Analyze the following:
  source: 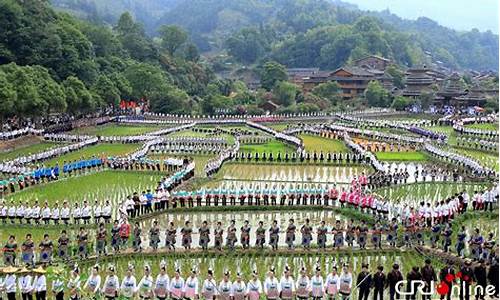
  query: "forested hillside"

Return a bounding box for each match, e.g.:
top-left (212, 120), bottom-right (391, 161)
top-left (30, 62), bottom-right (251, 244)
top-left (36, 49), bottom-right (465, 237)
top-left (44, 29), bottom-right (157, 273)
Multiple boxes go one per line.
top-left (51, 0), bottom-right (499, 71)
top-left (0, 0), bottom-right (215, 119)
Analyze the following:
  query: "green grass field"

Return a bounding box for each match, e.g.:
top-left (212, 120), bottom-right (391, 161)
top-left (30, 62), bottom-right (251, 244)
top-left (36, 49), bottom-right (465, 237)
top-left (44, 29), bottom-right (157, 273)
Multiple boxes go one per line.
top-left (0, 141), bottom-right (63, 162)
top-left (239, 139), bottom-right (295, 154)
top-left (375, 151), bottom-right (429, 161)
top-left (70, 124), bottom-right (164, 136)
top-left (465, 122), bottom-right (499, 131)
top-left (6, 170), bottom-right (163, 207)
top-left (40, 143), bottom-right (140, 166)
top-left (266, 123), bottom-right (290, 132)
top-left (299, 134), bottom-right (350, 153)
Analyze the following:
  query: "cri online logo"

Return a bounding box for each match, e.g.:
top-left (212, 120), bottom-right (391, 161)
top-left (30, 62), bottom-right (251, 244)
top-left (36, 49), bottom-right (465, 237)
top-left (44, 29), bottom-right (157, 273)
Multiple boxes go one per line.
top-left (395, 272), bottom-right (496, 299)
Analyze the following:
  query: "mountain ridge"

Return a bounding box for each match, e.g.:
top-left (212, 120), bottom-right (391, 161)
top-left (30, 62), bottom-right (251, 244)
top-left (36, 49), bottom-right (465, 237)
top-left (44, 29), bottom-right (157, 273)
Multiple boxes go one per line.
top-left (49, 0), bottom-right (499, 71)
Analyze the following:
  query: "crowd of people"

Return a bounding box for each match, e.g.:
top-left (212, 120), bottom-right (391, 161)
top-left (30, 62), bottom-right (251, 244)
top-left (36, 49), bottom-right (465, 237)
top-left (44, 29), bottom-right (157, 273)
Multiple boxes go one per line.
top-left (1, 213), bottom-right (497, 267)
top-left (0, 258), bottom-right (498, 300)
top-left (232, 151), bottom-right (367, 165)
top-left (204, 139), bottom-right (240, 177)
top-left (0, 155), bottom-right (189, 195)
top-left (149, 138), bottom-right (230, 155)
top-left (327, 124), bottom-right (424, 146)
top-left (246, 121), bottom-right (303, 152)
top-left (0, 128), bottom-right (44, 141)
top-left (2, 137), bottom-right (99, 168)
top-left (1, 177), bottom-right (496, 265)
top-left (453, 119), bottom-right (499, 138)
top-left (455, 136), bottom-right (498, 152)
top-left (424, 143), bottom-right (495, 177)
top-left (407, 126), bottom-right (447, 141)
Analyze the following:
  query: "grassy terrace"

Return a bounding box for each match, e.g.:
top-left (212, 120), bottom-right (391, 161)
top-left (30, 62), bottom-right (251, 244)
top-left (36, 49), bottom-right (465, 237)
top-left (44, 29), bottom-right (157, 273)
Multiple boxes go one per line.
top-left (422, 125), bottom-right (497, 170)
top-left (239, 139), bottom-right (295, 154)
top-left (70, 124), bottom-right (164, 136)
top-left (464, 122), bottom-right (499, 131)
top-left (299, 134), bottom-right (350, 152)
top-left (40, 143), bottom-right (140, 166)
top-left (424, 125), bottom-right (457, 145)
top-left (0, 141), bottom-right (62, 162)
top-left (6, 170), bottom-right (163, 207)
top-left (375, 151), bottom-right (429, 161)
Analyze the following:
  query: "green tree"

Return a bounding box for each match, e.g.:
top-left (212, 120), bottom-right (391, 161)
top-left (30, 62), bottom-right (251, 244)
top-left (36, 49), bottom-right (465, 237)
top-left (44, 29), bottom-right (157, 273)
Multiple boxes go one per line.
top-left (296, 102), bottom-right (320, 113)
top-left (385, 65), bottom-right (405, 89)
top-left (260, 61), bottom-right (288, 91)
top-left (273, 81), bottom-right (298, 107)
top-left (0, 70), bottom-right (16, 119)
top-left (92, 75), bottom-right (120, 107)
top-left (1, 63), bottom-right (45, 117)
top-left (63, 76), bottom-right (95, 114)
top-left (115, 12), bottom-right (137, 35)
top-left (184, 43), bottom-right (200, 62)
top-left (108, 72), bottom-right (132, 99)
top-left (150, 85), bottom-right (191, 114)
top-left (419, 91), bottom-right (435, 109)
top-left (124, 63), bottom-right (171, 99)
top-left (31, 66), bottom-right (66, 113)
top-left (364, 80), bottom-right (391, 107)
top-left (225, 27), bottom-right (270, 64)
top-left (484, 96), bottom-right (499, 113)
top-left (115, 12), bottom-right (157, 62)
top-left (311, 81), bottom-right (341, 106)
top-left (159, 25), bottom-right (188, 55)
top-left (391, 96), bottom-right (411, 111)
top-left (201, 94), bottom-right (234, 114)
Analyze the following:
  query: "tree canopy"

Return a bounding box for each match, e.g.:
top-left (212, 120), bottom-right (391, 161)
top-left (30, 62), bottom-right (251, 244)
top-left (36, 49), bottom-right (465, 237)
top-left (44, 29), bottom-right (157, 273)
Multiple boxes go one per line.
top-left (0, 0), bottom-right (215, 119)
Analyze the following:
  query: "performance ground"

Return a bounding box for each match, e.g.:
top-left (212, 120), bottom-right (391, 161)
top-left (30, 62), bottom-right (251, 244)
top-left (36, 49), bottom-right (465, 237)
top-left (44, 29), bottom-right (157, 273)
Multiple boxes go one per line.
top-left (0, 111), bottom-right (498, 300)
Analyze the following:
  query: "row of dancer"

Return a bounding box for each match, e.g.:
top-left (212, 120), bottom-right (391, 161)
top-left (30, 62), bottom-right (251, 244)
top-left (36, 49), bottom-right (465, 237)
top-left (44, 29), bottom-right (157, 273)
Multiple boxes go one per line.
top-left (2, 218), bottom-right (496, 266)
top-left (2, 259), bottom-right (498, 300)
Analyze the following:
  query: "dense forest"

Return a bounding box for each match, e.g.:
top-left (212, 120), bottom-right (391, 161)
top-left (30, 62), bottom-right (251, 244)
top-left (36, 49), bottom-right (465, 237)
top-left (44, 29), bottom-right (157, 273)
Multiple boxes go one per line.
top-left (51, 0), bottom-right (499, 71)
top-left (0, 0), bottom-right (220, 119)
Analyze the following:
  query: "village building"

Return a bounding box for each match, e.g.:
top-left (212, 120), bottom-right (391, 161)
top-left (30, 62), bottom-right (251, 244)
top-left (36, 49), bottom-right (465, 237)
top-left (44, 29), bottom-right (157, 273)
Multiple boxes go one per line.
top-left (300, 71), bottom-right (334, 92)
top-left (329, 66), bottom-right (376, 99)
top-left (433, 73), bottom-right (467, 106)
top-left (433, 73), bottom-right (488, 108)
top-left (285, 56), bottom-right (396, 99)
top-left (453, 85), bottom-right (487, 108)
top-left (401, 67), bottom-right (437, 98)
top-left (287, 68), bottom-right (320, 78)
top-left (259, 100), bottom-right (280, 113)
top-left (354, 55), bottom-right (391, 71)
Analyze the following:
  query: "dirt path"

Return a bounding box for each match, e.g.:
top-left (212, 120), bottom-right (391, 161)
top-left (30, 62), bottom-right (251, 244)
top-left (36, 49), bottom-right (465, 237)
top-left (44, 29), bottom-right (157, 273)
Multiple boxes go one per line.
top-left (0, 135), bottom-right (44, 152)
